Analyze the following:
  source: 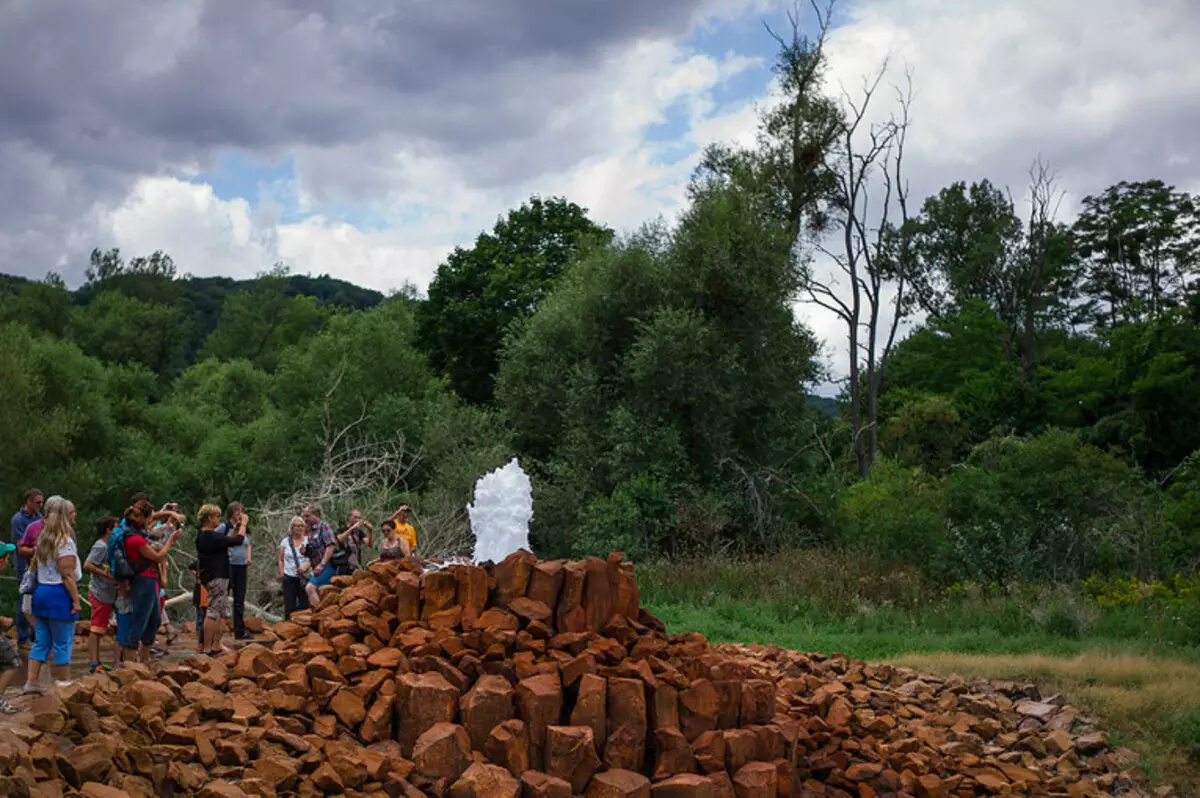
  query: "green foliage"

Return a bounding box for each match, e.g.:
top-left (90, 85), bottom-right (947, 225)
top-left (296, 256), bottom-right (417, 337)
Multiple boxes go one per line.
top-left (497, 181), bottom-right (822, 556)
top-left (946, 430), bottom-right (1147, 583)
top-left (1075, 180), bottom-right (1200, 327)
top-left (838, 460), bottom-right (949, 572)
top-left (880, 395), bottom-right (971, 474)
top-left (419, 196), bottom-right (613, 405)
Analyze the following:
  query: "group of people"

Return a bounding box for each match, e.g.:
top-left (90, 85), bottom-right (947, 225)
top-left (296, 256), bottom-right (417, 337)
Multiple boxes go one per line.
top-left (1, 488), bottom-right (419, 714)
top-left (277, 504), bottom-right (417, 618)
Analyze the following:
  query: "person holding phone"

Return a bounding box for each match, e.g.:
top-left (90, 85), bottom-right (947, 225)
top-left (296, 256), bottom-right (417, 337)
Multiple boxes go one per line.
top-left (220, 502), bottom-right (252, 640)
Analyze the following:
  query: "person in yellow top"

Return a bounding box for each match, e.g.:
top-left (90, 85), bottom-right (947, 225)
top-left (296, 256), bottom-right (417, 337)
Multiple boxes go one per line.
top-left (382, 505), bottom-right (416, 559)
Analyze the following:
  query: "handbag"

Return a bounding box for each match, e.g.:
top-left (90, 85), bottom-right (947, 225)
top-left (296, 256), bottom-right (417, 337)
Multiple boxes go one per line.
top-left (19, 561), bottom-right (38, 595)
top-left (287, 538), bottom-right (310, 586)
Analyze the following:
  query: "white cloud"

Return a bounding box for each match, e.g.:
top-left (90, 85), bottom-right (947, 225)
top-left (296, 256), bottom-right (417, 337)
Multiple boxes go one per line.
top-left (97, 31), bottom-right (764, 293)
top-left (94, 0), bottom-right (1200, 394)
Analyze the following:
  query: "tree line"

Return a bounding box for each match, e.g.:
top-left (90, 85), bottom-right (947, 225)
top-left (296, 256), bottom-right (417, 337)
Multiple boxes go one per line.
top-left (3, 10), bottom-right (1198, 587)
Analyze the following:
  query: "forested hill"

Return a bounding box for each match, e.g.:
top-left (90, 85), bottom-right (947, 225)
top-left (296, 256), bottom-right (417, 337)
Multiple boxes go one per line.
top-left (0, 253), bottom-right (383, 375)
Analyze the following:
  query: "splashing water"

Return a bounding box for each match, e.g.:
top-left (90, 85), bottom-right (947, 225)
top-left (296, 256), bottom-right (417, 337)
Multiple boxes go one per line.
top-left (468, 457), bottom-right (533, 564)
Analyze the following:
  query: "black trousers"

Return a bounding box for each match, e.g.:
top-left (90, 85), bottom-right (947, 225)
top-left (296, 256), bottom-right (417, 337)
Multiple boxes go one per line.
top-left (230, 564), bottom-right (248, 636)
top-left (281, 576), bottom-right (309, 620)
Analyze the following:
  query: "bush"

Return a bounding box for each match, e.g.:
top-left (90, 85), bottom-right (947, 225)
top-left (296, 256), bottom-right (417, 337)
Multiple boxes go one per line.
top-left (837, 460), bottom-right (950, 575)
top-left (946, 429), bottom-right (1148, 583)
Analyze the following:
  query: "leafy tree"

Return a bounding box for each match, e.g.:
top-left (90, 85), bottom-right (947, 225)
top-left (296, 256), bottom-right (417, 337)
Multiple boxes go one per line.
top-left (0, 324), bottom-right (78, 498)
top-left (199, 267), bottom-right (325, 371)
top-left (1074, 179), bottom-right (1200, 328)
top-left (881, 395), bottom-right (972, 475)
top-left (498, 181), bottom-right (822, 554)
top-left (419, 196), bottom-right (613, 404)
top-left (906, 167), bottom-right (1078, 381)
top-left (67, 291), bottom-right (191, 380)
top-left (0, 272), bottom-right (72, 338)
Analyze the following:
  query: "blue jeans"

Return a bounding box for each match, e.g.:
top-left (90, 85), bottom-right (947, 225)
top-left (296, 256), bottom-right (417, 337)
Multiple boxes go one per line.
top-left (30, 617), bottom-right (73, 665)
top-left (13, 559), bottom-right (34, 644)
top-left (116, 576), bottom-right (160, 650)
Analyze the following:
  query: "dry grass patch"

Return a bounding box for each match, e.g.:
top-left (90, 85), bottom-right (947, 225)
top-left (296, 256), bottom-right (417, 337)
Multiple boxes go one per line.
top-left (890, 650), bottom-right (1200, 794)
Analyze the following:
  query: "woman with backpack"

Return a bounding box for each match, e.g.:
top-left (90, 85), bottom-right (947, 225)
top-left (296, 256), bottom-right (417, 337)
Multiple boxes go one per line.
top-left (22, 496), bottom-right (81, 692)
top-left (112, 499), bottom-right (183, 665)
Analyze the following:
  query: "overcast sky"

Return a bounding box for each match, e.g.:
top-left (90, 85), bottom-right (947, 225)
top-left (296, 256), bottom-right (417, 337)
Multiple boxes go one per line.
top-left (2, 0), bottom-right (1198, 388)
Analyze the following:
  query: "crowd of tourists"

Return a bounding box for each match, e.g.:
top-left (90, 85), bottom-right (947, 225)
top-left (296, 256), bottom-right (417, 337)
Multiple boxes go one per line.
top-left (1, 488), bottom-right (417, 715)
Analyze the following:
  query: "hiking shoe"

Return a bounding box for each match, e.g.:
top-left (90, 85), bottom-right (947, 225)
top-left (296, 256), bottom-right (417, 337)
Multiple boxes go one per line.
top-left (0, 698), bottom-right (18, 715)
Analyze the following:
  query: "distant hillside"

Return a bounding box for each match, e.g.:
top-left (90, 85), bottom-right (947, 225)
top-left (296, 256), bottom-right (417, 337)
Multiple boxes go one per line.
top-left (807, 394), bottom-right (838, 417)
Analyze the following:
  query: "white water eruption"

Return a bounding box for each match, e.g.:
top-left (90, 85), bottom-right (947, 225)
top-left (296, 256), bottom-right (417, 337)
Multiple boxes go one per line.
top-left (468, 457), bottom-right (533, 564)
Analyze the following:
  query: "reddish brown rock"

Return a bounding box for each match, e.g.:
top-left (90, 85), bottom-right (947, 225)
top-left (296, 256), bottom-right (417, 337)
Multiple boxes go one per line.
top-left (713, 681), bottom-right (741, 730)
top-left (587, 769), bottom-right (652, 798)
top-left (545, 725), bottom-right (601, 793)
top-left (723, 729), bottom-right (757, 777)
top-left (653, 727), bottom-right (697, 780)
top-left (731, 762), bottom-right (776, 798)
top-left (528, 559), bottom-right (566, 610)
top-left (453, 564), bottom-right (489, 626)
top-left (652, 774), bottom-right (716, 798)
top-left (448, 761), bottom-right (521, 798)
top-left (516, 673), bottom-right (563, 769)
top-left (583, 557), bottom-right (613, 632)
top-left (394, 572), bottom-right (421, 622)
top-left (421, 570), bottom-right (459, 620)
top-left (485, 719), bottom-right (530, 777)
top-left (556, 561), bottom-right (587, 634)
top-left (692, 731), bottom-right (726, 775)
top-left (649, 681), bottom-right (680, 731)
top-left (459, 674), bottom-right (515, 751)
top-left (522, 771), bottom-right (573, 798)
top-left (510, 597), bottom-right (553, 626)
top-left (605, 677), bottom-right (647, 772)
top-left (680, 679), bottom-right (720, 742)
top-left (738, 681), bottom-right (774, 727)
top-left (395, 671), bottom-right (459, 755)
top-left (493, 549), bottom-right (536, 607)
top-left (412, 723), bottom-right (472, 782)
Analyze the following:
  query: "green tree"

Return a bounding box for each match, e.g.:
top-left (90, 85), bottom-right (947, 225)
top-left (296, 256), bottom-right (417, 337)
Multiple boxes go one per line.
top-left (1074, 179), bottom-right (1200, 328)
top-left (0, 272), bottom-right (72, 338)
top-left (906, 166), bottom-right (1078, 382)
top-left (0, 324), bottom-right (78, 498)
top-left (418, 196), bottom-right (613, 405)
top-left (497, 180), bottom-right (822, 554)
top-left (67, 291), bottom-right (191, 379)
top-left (199, 266), bottom-right (325, 371)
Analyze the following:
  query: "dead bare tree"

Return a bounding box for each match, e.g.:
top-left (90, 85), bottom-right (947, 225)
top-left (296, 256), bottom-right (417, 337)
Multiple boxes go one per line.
top-left (808, 67), bottom-right (915, 477)
top-left (1018, 157), bottom-right (1068, 382)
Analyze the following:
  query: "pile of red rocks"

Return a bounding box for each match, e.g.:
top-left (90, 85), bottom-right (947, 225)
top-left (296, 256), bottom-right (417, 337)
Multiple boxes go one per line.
top-left (0, 551), bottom-right (1168, 798)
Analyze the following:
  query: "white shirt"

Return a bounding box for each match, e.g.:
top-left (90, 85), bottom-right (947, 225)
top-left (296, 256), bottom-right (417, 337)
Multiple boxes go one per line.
top-left (279, 535), bottom-right (311, 578)
top-left (37, 537), bottom-right (82, 585)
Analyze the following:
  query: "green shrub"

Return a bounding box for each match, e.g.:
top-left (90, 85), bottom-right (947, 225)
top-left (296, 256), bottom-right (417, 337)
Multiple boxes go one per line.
top-left (837, 460), bottom-right (950, 575)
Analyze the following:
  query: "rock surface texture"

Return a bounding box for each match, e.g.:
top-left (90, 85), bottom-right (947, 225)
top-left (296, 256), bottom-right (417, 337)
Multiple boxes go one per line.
top-left (0, 551), bottom-right (1170, 797)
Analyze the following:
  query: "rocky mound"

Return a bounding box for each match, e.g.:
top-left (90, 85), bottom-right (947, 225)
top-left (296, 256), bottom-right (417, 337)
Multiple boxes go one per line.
top-left (0, 551), bottom-right (1164, 798)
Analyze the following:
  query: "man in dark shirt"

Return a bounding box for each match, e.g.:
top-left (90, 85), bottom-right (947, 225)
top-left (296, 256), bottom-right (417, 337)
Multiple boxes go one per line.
top-left (8, 488), bottom-right (42, 646)
top-left (195, 504), bottom-right (245, 655)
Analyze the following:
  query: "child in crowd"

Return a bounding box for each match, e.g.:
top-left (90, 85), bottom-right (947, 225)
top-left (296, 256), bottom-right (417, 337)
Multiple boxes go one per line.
top-left (82, 516), bottom-right (119, 673)
top-left (189, 562), bottom-right (208, 653)
top-left (0, 548), bottom-right (23, 714)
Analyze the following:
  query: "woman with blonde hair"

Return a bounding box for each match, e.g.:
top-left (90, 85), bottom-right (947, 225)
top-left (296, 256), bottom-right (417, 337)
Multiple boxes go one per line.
top-left (195, 504), bottom-right (245, 655)
top-left (278, 516), bottom-right (319, 618)
top-left (23, 496), bottom-right (81, 692)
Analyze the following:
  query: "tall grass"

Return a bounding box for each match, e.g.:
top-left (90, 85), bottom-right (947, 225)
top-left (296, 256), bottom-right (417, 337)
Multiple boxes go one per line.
top-left (636, 548), bottom-right (1200, 657)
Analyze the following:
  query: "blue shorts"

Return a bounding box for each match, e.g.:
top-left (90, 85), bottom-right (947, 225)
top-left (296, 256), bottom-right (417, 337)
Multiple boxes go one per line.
top-left (310, 565), bottom-right (334, 588)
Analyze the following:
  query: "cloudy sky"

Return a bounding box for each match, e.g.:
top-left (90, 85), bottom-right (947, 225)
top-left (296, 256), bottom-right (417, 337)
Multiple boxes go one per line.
top-left (3, 0), bottom-right (1198, 383)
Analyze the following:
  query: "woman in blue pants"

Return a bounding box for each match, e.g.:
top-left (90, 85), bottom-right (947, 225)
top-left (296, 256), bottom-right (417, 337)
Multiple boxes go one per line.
top-left (23, 496), bottom-right (81, 692)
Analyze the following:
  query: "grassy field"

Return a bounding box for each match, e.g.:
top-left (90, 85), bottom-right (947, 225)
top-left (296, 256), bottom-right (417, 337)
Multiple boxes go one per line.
top-left (638, 551), bottom-right (1200, 793)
